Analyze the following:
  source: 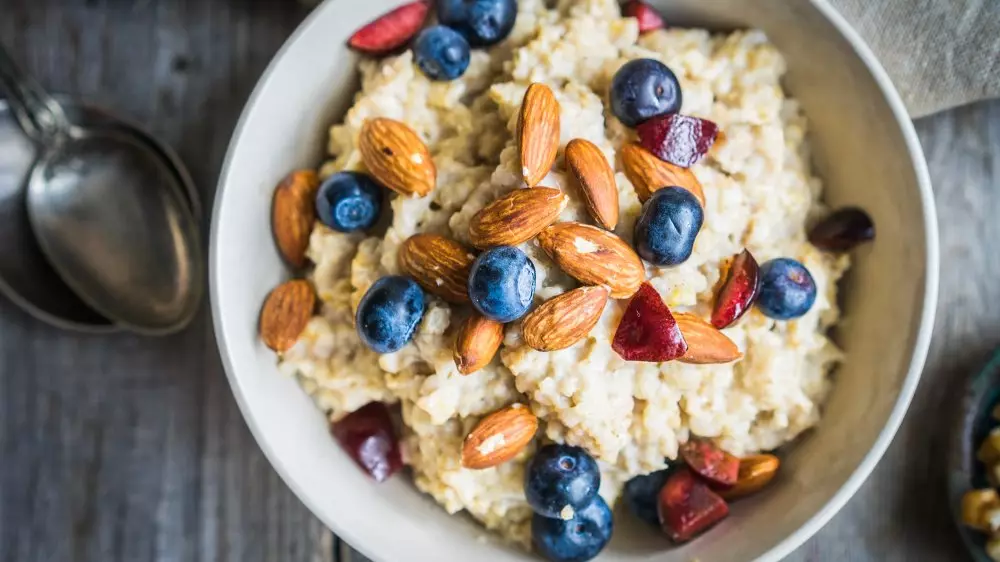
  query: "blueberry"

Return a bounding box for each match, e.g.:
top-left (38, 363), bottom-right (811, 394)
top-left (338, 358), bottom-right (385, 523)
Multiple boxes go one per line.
top-left (634, 186), bottom-right (703, 266)
top-left (532, 496), bottom-right (613, 562)
top-left (413, 25), bottom-right (471, 81)
top-left (355, 276), bottom-right (425, 353)
top-left (467, 246), bottom-right (535, 322)
top-left (756, 258), bottom-right (817, 320)
top-left (610, 58), bottom-right (682, 128)
top-left (623, 466), bottom-right (674, 526)
top-left (438, 0), bottom-right (517, 47)
top-left (315, 172), bottom-right (383, 233)
top-left (525, 444), bottom-right (601, 520)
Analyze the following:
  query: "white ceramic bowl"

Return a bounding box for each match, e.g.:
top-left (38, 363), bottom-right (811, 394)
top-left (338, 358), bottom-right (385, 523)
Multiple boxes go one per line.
top-left (211, 1), bottom-right (938, 560)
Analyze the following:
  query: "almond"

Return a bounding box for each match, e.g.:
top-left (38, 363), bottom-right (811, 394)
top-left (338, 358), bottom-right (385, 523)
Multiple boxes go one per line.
top-left (462, 404), bottom-right (538, 470)
top-left (359, 117), bottom-right (435, 198)
top-left (674, 312), bottom-right (742, 364)
top-left (469, 187), bottom-right (568, 249)
top-left (518, 83), bottom-right (560, 187)
top-left (619, 142), bottom-right (705, 206)
top-left (399, 234), bottom-right (475, 303)
top-left (536, 222), bottom-right (645, 298)
top-left (522, 286), bottom-right (609, 351)
top-left (454, 313), bottom-right (505, 374)
top-left (272, 170), bottom-right (319, 268)
top-left (565, 139), bottom-right (619, 230)
top-left (260, 279), bottom-right (316, 353)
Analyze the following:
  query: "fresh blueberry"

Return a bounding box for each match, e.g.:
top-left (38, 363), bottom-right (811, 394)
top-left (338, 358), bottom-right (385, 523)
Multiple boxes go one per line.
top-left (467, 246), bottom-right (535, 322)
top-left (315, 171), bottom-right (383, 233)
top-left (525, 444), bottom-right (601, 520)
top-left (355, 276), bottom-right (425, 353)
top-left (756, 258), bottom-right (817, 320)
top-left (438, 0), bottom-right (518, 47)
top-left (413, 25), bottom-right (471, 81)
top-left (634, 186), bottom-right (703, 266)
top-left (623, 466), bottom-right (674, 526)
top-left (610, 58), bottom-right (682, 128)
top-left (532, 496), bottom-right (613, 562)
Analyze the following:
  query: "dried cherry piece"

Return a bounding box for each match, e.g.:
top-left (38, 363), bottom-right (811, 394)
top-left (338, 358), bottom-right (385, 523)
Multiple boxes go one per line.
top-left (711, 249), bottom-right (760, 329)
top-left (348, 1), bottom-right (430, 54)
top-left (622, 1), bottom-right (666, 34)
top-left (679, 437), bottom-right (740, 487)
top-left (808, 207), bottom-right (875, 252)
top-left (657, 468), bottom-right (730, 543)
top-left (612, 282), bottom-right (688, 362)
top-left (331, 402), bottom-right (402, 482)
top-left (637, 114), bottom-right (719, 168)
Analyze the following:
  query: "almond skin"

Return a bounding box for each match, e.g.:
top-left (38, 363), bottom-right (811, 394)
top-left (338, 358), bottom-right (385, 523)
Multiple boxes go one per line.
top-left (674, 312), bottom-right (742, 364)
top-left (536, 222), bottom-right (645, 298)
top-left (454, 313), bottom-right (505, 374)
top-left (272, 170), bottom-right (319, 268)
top-left (522, 286), bottom-right (610, 351)
top-left (359, 117), bottom-right (435, 198)
top-left (399, 234), bottom-right (475, 303)
top-left (518, 83), bottom-right (560, 187)
top-left (260, 279), bottom-right (316, 353)
top-left (469, 187), bottom-right (568, 249)
top-left (619, 142), bottom-right (705, 206)
top-left (565, 139), bottom-right (619, 230)
top-left (462, 404), bottom-right (538, 470)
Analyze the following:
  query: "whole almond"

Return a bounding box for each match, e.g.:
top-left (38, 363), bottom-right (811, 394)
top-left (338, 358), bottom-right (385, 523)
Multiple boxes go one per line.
top-left (537, 222), bottom-right (645, 298)
top-left (272, 170), bottom-right (319, 268)
top-left (260, 279), bottom-right (316, 353)
top-left (565, 139), bottom-right (619, 230)
top-left (674, 312), bottom-right (742, 364)
top-left (359, 117), bottom-right (436, 198)
top-left (454, 313), bottom-right (505, 374)
top-left (619, 142), bottom-right (705, 206)
top-left (462, 404), bottom-right (538, 470)
top-left (522, 286), bottom-right (610, 351)
top-left (469, 187), bottom-right (568, 249)
top-left (399, 234), bottom-right (475, 303)
top-left (518, 83), bottom-right (560, 187)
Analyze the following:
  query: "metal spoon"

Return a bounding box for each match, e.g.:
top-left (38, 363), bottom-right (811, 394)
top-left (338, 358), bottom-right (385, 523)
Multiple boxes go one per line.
top-left (0, 45), bottom-right (203, 335)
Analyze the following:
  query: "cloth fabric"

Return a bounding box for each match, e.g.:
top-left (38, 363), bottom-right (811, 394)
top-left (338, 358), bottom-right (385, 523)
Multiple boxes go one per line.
top-left (829, 0), bottom-right (1000, 117)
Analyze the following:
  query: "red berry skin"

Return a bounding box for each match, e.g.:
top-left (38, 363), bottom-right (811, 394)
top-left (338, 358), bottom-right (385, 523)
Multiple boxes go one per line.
top-left (637, 114), bottom-right (719, 168)
top-left (678, 437), bottom-right (741, 487)
top-left (612, 282), bottom-right (688, 362)
top-left (711, 249), bottom-right (760, 329)
top-left (622, 1), bottom-right (666, 34)
top-left (657, 468), bottom-right (730, 543)
top-left (348, 1), bottom-right (430, 54)
top-left (331, 402), bottom-right (402, 482)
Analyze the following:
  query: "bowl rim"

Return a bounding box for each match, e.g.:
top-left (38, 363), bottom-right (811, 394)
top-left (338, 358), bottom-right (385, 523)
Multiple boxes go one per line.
top-left (208, 0), bottom-right (940, 559)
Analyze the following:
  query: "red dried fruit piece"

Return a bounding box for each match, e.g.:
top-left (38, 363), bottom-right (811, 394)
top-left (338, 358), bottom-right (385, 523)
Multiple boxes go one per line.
top-left (348, 1), bottom-right (430, 55)
top-left (808, 207), bottom-right (875, 252)
top-left (331, 402), bottom-right (402, 482)
top-left (711, 249), bottom-right (760, 329)
top-left (679, 437), bottom-right (741, 487)
top-left (622, 0), bottom-right (665, 34)
top-left (657, 467), bottom-right (730, 543)
top-left (612, 282), bottom-right (688, 362)
top-left (637, 114), bottom-right (719, 169)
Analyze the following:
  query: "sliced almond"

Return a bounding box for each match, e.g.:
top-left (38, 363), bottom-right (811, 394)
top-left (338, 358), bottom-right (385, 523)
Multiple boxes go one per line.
top-left (454, 313), bottom-right (505, 374)
top-left (674, 312), bottom-right (742, 364)
top-left (399, 234), bottom-right (475, 303)
top-left (272, 170), bottom-right (319, 268)
top-left (522, 286), bottom-right (609, 351)
top-left (462, 404), bottom-right (538, 470)
top-left (359, 117), bottom-right (435, 198)
top-left (260, 279), bottom-right (316, 353)
top-left (518, 83), bottom-right (560, 187)
top-left (469, 187), bottom-right (568, 249)
top-left (619, 142), bottom-right (705, 206)
top-left (565, 138), bottom-right (619, 230)
top-left (536, 222), bottom-right (645, 298)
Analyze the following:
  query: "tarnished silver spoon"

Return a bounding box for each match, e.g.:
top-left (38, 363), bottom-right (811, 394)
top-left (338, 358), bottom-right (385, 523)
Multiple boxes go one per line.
top-left (0, 44), bottom-right (203, 335)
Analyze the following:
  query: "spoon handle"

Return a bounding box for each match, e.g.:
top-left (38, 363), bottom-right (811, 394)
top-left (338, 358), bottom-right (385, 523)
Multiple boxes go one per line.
top-left (0, 43), bottom-right (71, 142)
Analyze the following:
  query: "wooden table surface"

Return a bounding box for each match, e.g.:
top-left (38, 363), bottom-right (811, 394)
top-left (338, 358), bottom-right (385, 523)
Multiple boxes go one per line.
top-left (0, 1), bottom-right (994, 561)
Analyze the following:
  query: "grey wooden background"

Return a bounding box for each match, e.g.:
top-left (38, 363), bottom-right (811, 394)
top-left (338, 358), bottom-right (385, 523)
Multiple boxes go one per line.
top-left (0, 0), bottom-right (994, 561)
